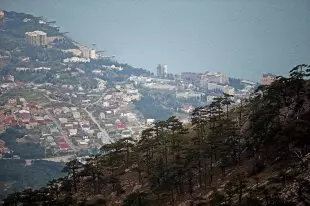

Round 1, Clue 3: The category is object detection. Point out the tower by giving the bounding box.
[156,64,168,77]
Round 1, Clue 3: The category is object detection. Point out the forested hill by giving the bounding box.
[4,65,310,206]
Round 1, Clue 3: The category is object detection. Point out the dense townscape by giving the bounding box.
[2,10,309,206]
[0,10,264,161]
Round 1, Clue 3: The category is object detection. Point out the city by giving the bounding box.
[2,7,307,205]
[0,10,278,161]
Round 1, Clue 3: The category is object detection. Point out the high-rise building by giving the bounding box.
[0,11,4,24]
[261,73,276,85]
[156,64,168,77]
[89,49,96,59]
[81,47,96,59]
[25,31,47,46]
[81,47,90,58]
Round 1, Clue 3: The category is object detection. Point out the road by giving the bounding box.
[85,92,105,110]
[83,91,113,144]
[44,108,77,151]
[44,89,112,145]
[82,107,112,144]
[42,154,75,163]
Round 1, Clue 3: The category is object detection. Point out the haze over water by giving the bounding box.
[2,0,310,80]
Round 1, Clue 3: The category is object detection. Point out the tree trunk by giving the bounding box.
[72,168,77,192]
[97,174,101,194]
[92,171,96,193]
[209,148,213,183]
[198,159,202,187]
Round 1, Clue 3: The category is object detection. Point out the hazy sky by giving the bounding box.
[2,0,310,80]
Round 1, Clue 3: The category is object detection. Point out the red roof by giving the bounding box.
[4,116,14,121]
[116,123,126,130]
[59,137,66,143]
[59,142,69,149]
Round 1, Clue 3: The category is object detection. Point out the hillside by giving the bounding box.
[0,159,64,200]
[0,10,150,84]
[3,65,310,206]
[0,10,154,203]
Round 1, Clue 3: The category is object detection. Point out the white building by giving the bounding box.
[81,47,90,58]
[69,129,77,136]
[63,57,90,63]
[25,31,47,46]
[156,64,168,77]
[72,112,81,119]
[62,49,82,56]
[200,72,229,88]
[176,91,204,100]
[100,112,106,120]
[146,119,155,125]
[59,118,68,124]
[207,83,225,91]
[102,102,110,107]
[89,49,96,59]
[224,86,235,96]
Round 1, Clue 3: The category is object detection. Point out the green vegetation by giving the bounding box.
[0,127,45,159]
[4,65,310,205]
[134,95,173,120]
[0,88,48,102]
[52,38,79,50]
[0,160,64,200]
[2,11,61,38]
[228,77,246,90]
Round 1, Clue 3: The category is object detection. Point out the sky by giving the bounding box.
[1,0,310,80]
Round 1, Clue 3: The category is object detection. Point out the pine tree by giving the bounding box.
[62,159,83,193]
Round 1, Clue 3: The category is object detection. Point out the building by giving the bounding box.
[200,72,229,88]
[181,105,194,113]
[81,47,96,58]
[181,71,229,87]
[156,64,168,77]
[19,110,30,123]
[62,49,82,56]
[261,73,276,86]
[5,74,14,82]
[0,11,4,24]
[81,47,89,58]
[59,137,70,151]
[146,119,155,125]
[181,72,202,84]
[224,86,235,96]
[25,31,47,46]
[207,82,225,91]
[176,91,205,100]
[89,49,96,59]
